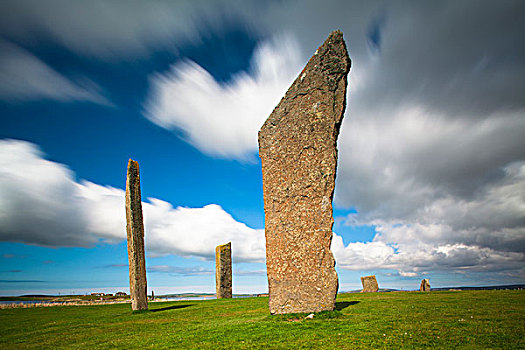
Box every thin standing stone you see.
[258,30,351,314]
[125,159,148,311]
[216,242,232,299]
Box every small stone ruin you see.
[420,279,431,292]
[125,159,148,311]
[361,275,379,292]
[216,242,232,299]
[259,30,351,314]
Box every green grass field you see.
[1,290,523,349]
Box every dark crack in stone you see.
[258,31,351,314]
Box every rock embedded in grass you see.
[420,279,431,292]
[216,242,232,299]
[360,275,379,292]
[259,30,351,314]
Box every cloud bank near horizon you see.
[1,139,523,278]
[0,139,264,263]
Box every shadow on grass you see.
[335,301,360,311]
[149,304,193,313]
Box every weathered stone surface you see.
[420,279,431,292]
[216,242,232,299]
[125,159,148,311]
[361,275,379,292]
[258,31,351,314]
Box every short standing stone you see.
[216,242,232,299]
[420,279,431,292]
[259,30,351,314]
[125,159,148,311]
[361,275,379,292]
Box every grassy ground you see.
[1,290,523,349]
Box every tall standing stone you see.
[216,242,232,299]
[420,279,431,292]
[258,31,351,314]
[125,159,148,311]
[360,275,379,292]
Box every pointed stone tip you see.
[314,30,350,74]
[324,30,345,46]
[128,159,139,169]
[328,30,343,39]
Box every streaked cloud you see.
[0,0,262,60]
[102,264,128,268]
[0,279,47,283]
[144,34,302,160]
[0,0,197,59]
[148,265,213,276]
[233,269,267,276]
[0,41,111,105]
[1,139,523,277]
[0,139,265,262]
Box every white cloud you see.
[332,158,525,277]
[143,201,265,262]
[0,41,111,105]
[1,139,523,278]
[0,139,264,262]
[0,139,95,246]
[331,235,394,271]
[335,107,525,217]
[332,232,525,277]
[0,0,265,60]
[0,0,197,59]
[330,103,525,276]
[144,35,302,160]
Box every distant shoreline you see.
[1,284,522,304]
[341,283,525,293]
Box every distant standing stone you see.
[125,159,148,311]
[361,275,379,292]
[216,242,232,299]
[420,279,431,292]
[259,30,351,314]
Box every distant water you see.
[157,296,215,302]
[0,300,65,305]
[1,294,257,305]
[156,295,254,302]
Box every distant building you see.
[115,292,127,296]
[91,292,104,296]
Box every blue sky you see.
[1,0,524,296]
